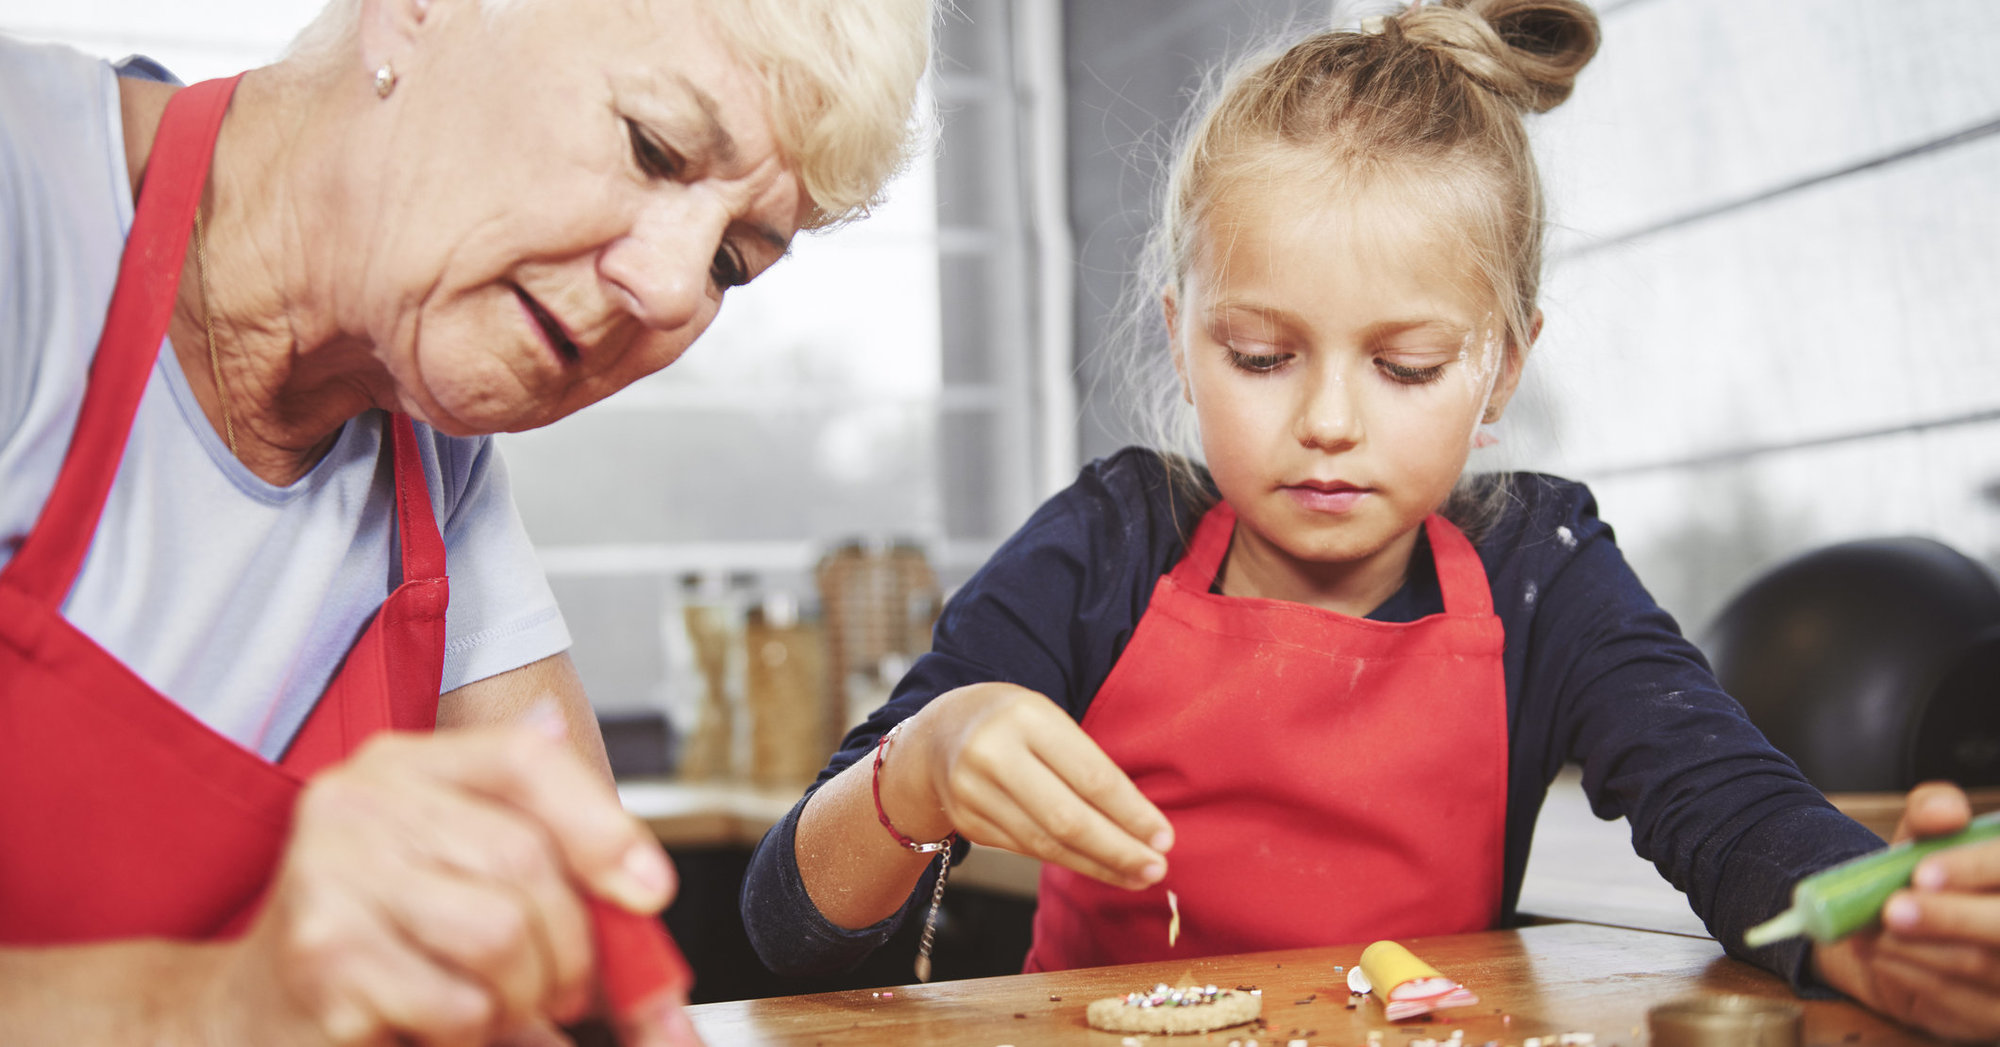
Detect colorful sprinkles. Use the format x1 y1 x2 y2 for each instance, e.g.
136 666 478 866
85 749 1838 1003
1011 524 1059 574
1121 982 1225 1008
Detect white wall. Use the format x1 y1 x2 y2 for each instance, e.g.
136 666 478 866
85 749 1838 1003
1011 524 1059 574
1508 0 2000 631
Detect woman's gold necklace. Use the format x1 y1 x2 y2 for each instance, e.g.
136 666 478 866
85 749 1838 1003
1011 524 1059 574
192 207 240 458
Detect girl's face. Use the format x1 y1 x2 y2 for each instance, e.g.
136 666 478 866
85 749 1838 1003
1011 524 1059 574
1166 175 1526 612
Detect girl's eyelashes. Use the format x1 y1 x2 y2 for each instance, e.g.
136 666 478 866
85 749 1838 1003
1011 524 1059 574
1377 358 1448 385
626 118 685 180
1226 348 1289 373
711 243 749 289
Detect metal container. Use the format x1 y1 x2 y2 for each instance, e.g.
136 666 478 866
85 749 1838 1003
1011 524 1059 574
1648 995 1802 1047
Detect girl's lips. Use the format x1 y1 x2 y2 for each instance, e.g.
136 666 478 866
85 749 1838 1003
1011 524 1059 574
1284 483 1369 514
513 284 581 363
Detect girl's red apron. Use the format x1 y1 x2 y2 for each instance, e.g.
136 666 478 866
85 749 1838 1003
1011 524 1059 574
0 77 447 942
1026 501 1510 971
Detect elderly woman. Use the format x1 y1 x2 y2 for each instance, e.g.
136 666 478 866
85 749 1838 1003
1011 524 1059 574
0 0 930 1041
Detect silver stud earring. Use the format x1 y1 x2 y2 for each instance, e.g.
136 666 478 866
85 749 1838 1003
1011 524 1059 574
373 61 397 99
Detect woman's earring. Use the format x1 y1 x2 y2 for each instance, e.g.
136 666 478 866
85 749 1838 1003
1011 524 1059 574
373 61 398 99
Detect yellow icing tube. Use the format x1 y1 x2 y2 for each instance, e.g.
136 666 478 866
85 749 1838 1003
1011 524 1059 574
1356 940 1480 1021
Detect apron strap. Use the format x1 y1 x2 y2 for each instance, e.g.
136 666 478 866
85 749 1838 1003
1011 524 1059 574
0 76 242 604
1426 514 1494 618
388 414 446 583
1168 499 1235 591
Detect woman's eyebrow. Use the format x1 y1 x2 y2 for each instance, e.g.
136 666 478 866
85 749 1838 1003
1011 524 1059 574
674 75 738 167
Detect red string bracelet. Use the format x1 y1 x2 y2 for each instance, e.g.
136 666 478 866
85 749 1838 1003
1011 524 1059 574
870 720 958 982
871 721 955 853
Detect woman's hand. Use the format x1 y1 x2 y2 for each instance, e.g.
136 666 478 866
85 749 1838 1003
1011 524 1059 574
1812 781 2000 1043
892 682 1173 890
204 717 695 1047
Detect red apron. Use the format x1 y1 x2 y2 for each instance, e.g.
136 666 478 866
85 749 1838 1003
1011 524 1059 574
0 76 447 942
0 78 691 1012
1026 502 1510 971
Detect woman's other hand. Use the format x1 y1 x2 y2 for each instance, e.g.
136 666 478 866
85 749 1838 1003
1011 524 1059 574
211 720 681 1046
1813 781 2000 1042
897 682 1173 890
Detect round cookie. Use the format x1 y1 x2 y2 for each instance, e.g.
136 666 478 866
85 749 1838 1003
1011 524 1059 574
1085 984 1261 1035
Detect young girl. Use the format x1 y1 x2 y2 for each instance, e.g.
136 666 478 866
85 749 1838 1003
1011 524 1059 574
744 0 2000 1036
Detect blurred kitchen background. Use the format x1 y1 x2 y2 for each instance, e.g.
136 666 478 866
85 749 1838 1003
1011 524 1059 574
9 0 1999 998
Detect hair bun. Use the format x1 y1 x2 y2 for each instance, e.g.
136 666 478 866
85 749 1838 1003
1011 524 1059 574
1396 0 1600 113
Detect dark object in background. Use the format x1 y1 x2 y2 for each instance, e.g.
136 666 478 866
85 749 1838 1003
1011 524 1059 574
599 710 677 779
1702 537 2000 793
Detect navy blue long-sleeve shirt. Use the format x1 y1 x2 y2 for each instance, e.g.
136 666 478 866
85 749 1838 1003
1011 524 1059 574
743 448 1881 988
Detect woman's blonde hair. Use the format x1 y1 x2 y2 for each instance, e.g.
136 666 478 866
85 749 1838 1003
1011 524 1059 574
287 0 932 230
1127 0 1598 535
705 0 932 230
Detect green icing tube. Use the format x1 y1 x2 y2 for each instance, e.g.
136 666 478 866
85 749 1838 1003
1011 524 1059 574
1745 810 2000 948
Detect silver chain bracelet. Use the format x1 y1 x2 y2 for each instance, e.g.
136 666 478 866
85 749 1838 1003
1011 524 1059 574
913 835 951 983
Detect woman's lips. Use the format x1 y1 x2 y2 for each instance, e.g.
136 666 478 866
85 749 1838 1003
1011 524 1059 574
512 284 581 363
1284 482 1368 514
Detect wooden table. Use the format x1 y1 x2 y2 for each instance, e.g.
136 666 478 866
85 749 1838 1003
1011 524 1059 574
686 922 1936 1045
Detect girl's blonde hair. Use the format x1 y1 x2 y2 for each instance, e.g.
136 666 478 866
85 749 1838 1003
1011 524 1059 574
286 0 932 231
1128 0 1599 535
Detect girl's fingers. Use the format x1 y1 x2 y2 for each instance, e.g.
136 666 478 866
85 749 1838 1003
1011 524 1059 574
1891 781 1973 845
1870 951 2000 1043
1000 760 1168 885
1026 722 1175 853
1871 933 2000 988
953 751 1165 887
1881 885 2000 946
952 793 1150 888
1914 837 2000 893
928 683 1169 886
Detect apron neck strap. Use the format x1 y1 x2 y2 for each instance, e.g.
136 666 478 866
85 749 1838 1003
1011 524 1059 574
1 76 241 603
1425 514 1493 617
1169 499 1236 590
387 413 446 583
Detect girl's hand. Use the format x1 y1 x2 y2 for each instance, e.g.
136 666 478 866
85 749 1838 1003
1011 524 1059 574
202 723 694 1047
1812 781 2000 1043
893 682 1174 890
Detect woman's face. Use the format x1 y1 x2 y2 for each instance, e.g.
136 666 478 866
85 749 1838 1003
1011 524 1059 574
351 0 810 435
1166 175 1522 608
